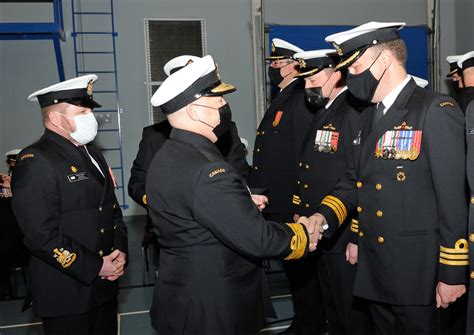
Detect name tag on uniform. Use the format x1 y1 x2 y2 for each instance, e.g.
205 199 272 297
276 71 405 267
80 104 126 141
67 172 89 182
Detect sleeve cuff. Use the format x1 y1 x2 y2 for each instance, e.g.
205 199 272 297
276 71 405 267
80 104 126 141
438 239 469 284
320 195 347 225
350 219 359 244
284 223 308 260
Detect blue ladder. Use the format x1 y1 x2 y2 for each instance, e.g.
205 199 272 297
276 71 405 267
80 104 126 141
71 0 128 209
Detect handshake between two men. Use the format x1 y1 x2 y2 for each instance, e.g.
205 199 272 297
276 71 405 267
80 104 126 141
295 213 327 252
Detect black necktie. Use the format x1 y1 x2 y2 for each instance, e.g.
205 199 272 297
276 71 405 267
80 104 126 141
77 145 89 158
373 102 385 128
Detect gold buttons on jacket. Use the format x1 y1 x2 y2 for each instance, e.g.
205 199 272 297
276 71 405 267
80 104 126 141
113 225 117 230
470 233 474 243
261 131 265 135
297 180 301 185
253 166 258 170
256 148 261 153
356 181 363 188
376 210 383 218
471 197 474 205
357 206 362 213
305 164 310 170
375 183 382 190
99 250 104 256
113 204 117 209
98 206 103 212
305 203 310 208
304 184 309 189
299 162 303 167
100 228 105 234
377 236 385 244
111 247 115 251
359 232 364 237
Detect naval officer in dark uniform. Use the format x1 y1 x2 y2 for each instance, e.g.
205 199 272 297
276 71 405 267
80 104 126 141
446 55 464 98
466 100 474 335
247 38 317 334
309 22 468 334
146 55 321 335
12 75 128 335
456 51 474 113
292 49 372 334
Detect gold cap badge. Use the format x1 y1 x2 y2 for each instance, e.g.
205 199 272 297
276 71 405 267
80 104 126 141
333 42 343 56
86 80 94 96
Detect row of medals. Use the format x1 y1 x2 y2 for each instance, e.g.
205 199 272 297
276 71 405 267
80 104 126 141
375 147 419 160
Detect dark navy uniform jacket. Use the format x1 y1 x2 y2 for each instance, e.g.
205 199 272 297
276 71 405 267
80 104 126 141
294 89 361 253
464 100 474 334
457 87 474 114
318 79 469 305
11 129 128 318
248 79 314 215
146 128 309 335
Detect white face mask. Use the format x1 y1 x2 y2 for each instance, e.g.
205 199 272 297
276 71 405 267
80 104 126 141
58 112 98 145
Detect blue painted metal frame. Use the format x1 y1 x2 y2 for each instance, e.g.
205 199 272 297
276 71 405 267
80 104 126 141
0 0 65 80
71 0 128 209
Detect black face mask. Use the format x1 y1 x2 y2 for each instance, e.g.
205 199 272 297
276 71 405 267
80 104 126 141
194 103 232 139
268 66 284 87
212 103 232 138
305 87 328 110
451 80 463 94
346 52 387 102
304 73 334 108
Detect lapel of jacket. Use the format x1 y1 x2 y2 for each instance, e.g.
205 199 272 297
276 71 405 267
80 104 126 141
315 90 348 131
45 129 105 184
87 146 112 204
358 79 417 174
266 79 300 115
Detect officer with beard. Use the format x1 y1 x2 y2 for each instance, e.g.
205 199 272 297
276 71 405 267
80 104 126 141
309 22 468 333
11 75 128 334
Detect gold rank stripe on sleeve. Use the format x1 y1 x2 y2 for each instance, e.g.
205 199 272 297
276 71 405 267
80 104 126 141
350 219 359 233
439 258 469 266
321 195 347 225
439 252 469 260
292 195 301 205
284 223 308 260
439 239 469 266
